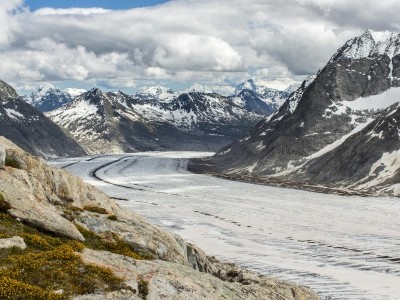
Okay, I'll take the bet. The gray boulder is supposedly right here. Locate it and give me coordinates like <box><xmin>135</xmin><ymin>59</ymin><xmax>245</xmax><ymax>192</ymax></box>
<box><xmin>0</xmin><ymin>236</ymin><xmax>27</xmax><ymax>250</ymax></box>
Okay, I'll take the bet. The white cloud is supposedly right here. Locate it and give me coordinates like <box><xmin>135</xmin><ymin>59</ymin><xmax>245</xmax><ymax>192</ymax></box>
<box><xmin>33</xmin><ymin>7</ymin><xmax>111</xmax><ymax>16</ymax></box>
<box><xmin>1</xmin><ymin>0</ymin><xmax>400</xmax><ymax>93</ymax></box>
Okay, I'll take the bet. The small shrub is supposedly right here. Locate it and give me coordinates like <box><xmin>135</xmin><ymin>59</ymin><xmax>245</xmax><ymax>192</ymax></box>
<box><xmin>107</xmin><ymin>215</ymin><xmax>118</xmax><ymax>221</ymax></box>
<box><xmin>0</xmin><ymin>212</ymin><xmax>124</xmax><ymax>298</ymax></box>
<box><xmin>3</xmin><ymin>244</ymin><xmax>123</xmax><ymax>297</ymax></box>
<box><xmin>0</xmin><ymin>276</ymin><xmax>63</xmax><ymax>300</ymax></box>
<box><xmin>5</xmin><ymin>156</ymin><xmax>21</xmax><ymax>169</ymax></box>
<box><xmin>83</xmin><ymin>205</ymin><xmax>108</xmax><ymax>214</ymax></box>
<box><xmin>0</xmin><ymin>193</ymin><xmax>11</xmax><ymax>213</ymax></box>
<box><xmin>62</xmin><ymin>206</ymin><xmax>84</xmax><ymax>221</ymax></box>
<box><xmin>138</xmin><ymin>279</ymin><xmax>149</xmax><ymax>299</ymax></box>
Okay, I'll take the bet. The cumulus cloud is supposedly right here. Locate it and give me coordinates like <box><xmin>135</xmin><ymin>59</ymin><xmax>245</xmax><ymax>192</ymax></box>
<box><xmin>1</xmin><ymin>0</ymin><xmax>400</xmax><ymax>93</ymax></box>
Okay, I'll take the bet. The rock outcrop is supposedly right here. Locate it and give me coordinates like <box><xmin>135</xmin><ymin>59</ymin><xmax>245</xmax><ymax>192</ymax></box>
<box><xmin>0</xmin><ymin>136</ymin><xmax>319</xmax><ymax>299</ymax></box>
<box><xmin>77</xmin><ymin>249</ymin><xmax>318</xmax><ymax>300</ymax></box>
<box><xmin>0</xmin><ymin>236</ymin><xmax>27</xmax><ymax>250</ymax></box>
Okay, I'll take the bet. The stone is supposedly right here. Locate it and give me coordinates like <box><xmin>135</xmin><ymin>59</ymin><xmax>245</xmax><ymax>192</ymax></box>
<box><xmin>0</xmin><ymin>236</ymin><xmax>27</xmax><ymax>250</ymax></box>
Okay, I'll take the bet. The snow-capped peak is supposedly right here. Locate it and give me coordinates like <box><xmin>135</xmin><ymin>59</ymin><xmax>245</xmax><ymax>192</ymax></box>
<box><xmin>185</xmin><ymin>83</ymin><xmax>213</xmax><ymax>94</ymax></box>
<box><xmin>331</xmin><ymin>29</ymin><xmax>400</xmax><ymax>62</ymax></box>
<box><xmin>64</xmin><ymin>88</ymin><xmax>86</xmax><ymax>98</ymax></box>
<box><xmin>234</xmin><ymin>79</ymin><xmax>258</xmax><ymax>95</ymax></box>
<box><xmin>37</xmin><ymin>83</ymin><xmax>56</xmax><ymax>94</ymax></box>
<box><xmin>136</xmin><ymin>85</ymin><xmax>177</xmax><ymax>102</ymax></box>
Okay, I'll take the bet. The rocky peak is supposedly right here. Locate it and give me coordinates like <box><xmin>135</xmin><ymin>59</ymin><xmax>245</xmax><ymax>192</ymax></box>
<box><xmin>330</xmin><ymin>29</ymin><xmax>400</xmax><ymax>62</ymax></box>
<box><xmin>233</xmin><ymin>79</ymin><xmax>258</xmax><ymax>95</ymax></box>
<box><xmin>0</xmin><ymin>80</ymin><xmax>18</xmax><ymax>101</ymax></box>
<box><xmin>23</xmin><ymin>84</ymin><xmax>72</xmax><ymax>112</ymax></box>
<box><xmin>81</xmin><ymin>88</ymin><xmax>109</xmax><ymax>107</ymax></box>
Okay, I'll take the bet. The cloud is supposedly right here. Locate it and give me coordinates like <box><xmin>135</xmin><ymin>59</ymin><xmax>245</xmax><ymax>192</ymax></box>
<box><xmin>1</xmin><ymin>0</ymin><xmax>400</xmax><ymax>93</ymax></box>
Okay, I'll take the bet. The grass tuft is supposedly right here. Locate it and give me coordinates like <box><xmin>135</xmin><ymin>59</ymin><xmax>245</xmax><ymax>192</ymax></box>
<box><xmin>0</xmin><ymin>193</ymin><xmax>11</xmax><ymax>213</ymax></box>
<box><xmin>83</xmin><ymin>205</ymin><xmax>108</xmax><ymax>214</ymax></box>
<box><xmin>5</xmin><ymin>156</ymin><xmax>22</xmax><ymax>169</ymax></box>
<box><xmin>138</xmin><ymin>278</ymin><xmax>149</xmax><ymax>299</ymax></box>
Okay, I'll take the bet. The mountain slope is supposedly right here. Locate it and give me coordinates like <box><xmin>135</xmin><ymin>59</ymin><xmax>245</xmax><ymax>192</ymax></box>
<box><xmin>47</xmin><ymin>89</ymin><xmax>265</xmax><ymax>153</ymax></box>
<box><xmin>191</xmin><ymin>30</ymin><xmax>400</xmax><ymax>196</ymax></box>
<box><xmin>0</xmin><ymin>79</ymin><xmax>86</xmax><ymax>158</ymax></box>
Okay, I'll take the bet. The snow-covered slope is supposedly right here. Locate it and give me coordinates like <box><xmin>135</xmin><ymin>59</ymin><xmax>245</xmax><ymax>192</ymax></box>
<box><xmin>191</xmin><ymin>30</ymin><xmax>400</xmax><ymax>196</ymax></box>
<box><xmin>47</xmin><ymin>89</ymin><xmax>265</xmax><ymax>153</ymax></box>
<box><xmin>0</xmin><ymin>79</ymin><xmax>86</xmax><ymax>158</ymax></box>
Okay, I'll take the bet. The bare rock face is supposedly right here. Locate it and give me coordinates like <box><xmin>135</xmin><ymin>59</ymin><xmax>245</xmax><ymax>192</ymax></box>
<box><xmin>78</xmin><ymin>249</ymin><xmax>319</xmax><ymax>300</ymax></box>
<box><xmin>0</xmin><ymin>236</ymin><xmax>27</xmax><ymax>250</ymax></box>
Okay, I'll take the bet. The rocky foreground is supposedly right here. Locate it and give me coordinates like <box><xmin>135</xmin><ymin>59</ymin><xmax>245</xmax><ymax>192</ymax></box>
<box><xmin>0</xmin><ymin>136</ymin><xmax>319</xmax><ymax>299</ymax></box>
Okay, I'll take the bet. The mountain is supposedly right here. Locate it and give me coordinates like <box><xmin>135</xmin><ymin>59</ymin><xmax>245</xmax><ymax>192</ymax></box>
<box><xmin>0</xmin><ymin>79</ymin><xmax>86</xmax><ymax>158</ymax></box>
<box><xmin>190</xmin><ymin>30</ymin><xmax>400</xmax><ymax>196</ymax></box>
<box><xmin>23</xmin><ymin>85</ymin><xmax>86</xmax><ymax>112</ymax></box>
<box><xmin>23</xmin><ymin>85</ymin><xmax>71</xmax><ymax>112</ymax></box>
<box><xmin>230</xmin><ymin>79</ymin><xmax>292</xmax><ymax>115</ymax></box>
<box><xmin>47</xmin><ymin>88</ymin><xmax>265</xmax><ymax>153</ymax></box>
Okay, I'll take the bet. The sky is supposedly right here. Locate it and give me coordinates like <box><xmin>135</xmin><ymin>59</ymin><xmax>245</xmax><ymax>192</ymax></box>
<box><xmin>1</xmin><ymin>0</ymin><xmax>400</xmax><ymax>95</ymax></box>
<box><xmin>24</xmin><ymin>0</ymin><xmax>169</xmax><ymax>11</ymax></box>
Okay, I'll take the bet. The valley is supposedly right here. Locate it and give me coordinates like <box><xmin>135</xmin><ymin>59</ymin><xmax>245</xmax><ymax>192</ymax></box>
<box><xmin>50</xmin><ymin>152</ymin><xmax>400</xmax><ymax>300</ymax></box>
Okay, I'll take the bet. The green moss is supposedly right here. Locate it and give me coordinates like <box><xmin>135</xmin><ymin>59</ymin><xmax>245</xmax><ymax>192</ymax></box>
<box><xmin>138</xmin><ymin>278</ymin><xmax>149</xmax><ymax>299</ymax></box>
<box><xmin>76</xmin><ymin>224</ymin><xmax>152</xmax><ymax>260</ymax></box>
<box><xmin>5</xmin><ymin>156</ymin><xmax>21</xmax><ymax>169</ymax></box>
<box><xmin>62</xmin><ymin>206</ymin><xmax>84</xmax><ymax>221</ymax></box>
<box><xmin>83</xmin><ymin>205</ymin><xmax>108</xmax><ymax>214</ymax></box>
<box><xmin>0</xmin><ymin>213</ymin><xmax>123</xmax><ymax>299</ymax></box>
<box><xmin>107</xmin><ymin>215</ymin><xmax>118</xmax><ymax>221</ymax></box>
<box><xmin>0</xmin><ymin>192</ymin><xmax>11</xmax><ymax>213</ymax></box>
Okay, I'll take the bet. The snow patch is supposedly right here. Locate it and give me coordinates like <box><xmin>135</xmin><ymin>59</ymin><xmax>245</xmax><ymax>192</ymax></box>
<box><xmin>358</xmin><ymin>150</ymin><xmax>400</xmax><ymax>188</ymax></box>
<box><xmin>343</xmin><ymin>87</ymin><xmax>400</xmax><ymax>111</ymax></box>
<box><xmin>4</xmin><ymin>108</ymin><xmax>25</xmax><ymax>120</ymax></box>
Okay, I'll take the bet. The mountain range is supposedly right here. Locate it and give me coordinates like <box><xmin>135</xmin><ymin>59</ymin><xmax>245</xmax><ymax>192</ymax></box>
<box><xmin>45</xmin><ymin>88</ymin><xmax>267</xmax><ymax>153</ymax></box>
<box><xmin>190</xmin><ymin>29</ymin><xmax>400</xmax><ymax>196</ymax></box>
<box><xmin>42</xmin><ymin>80</ymin><xmax>292</xmax><ymax>153</ymax></box>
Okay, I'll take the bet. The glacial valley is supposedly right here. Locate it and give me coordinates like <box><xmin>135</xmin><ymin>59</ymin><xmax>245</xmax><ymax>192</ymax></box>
<box><xmin>51</xmin><ymin>152</ymin><xmax>400</xmax><ymax>300</ymax></box>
